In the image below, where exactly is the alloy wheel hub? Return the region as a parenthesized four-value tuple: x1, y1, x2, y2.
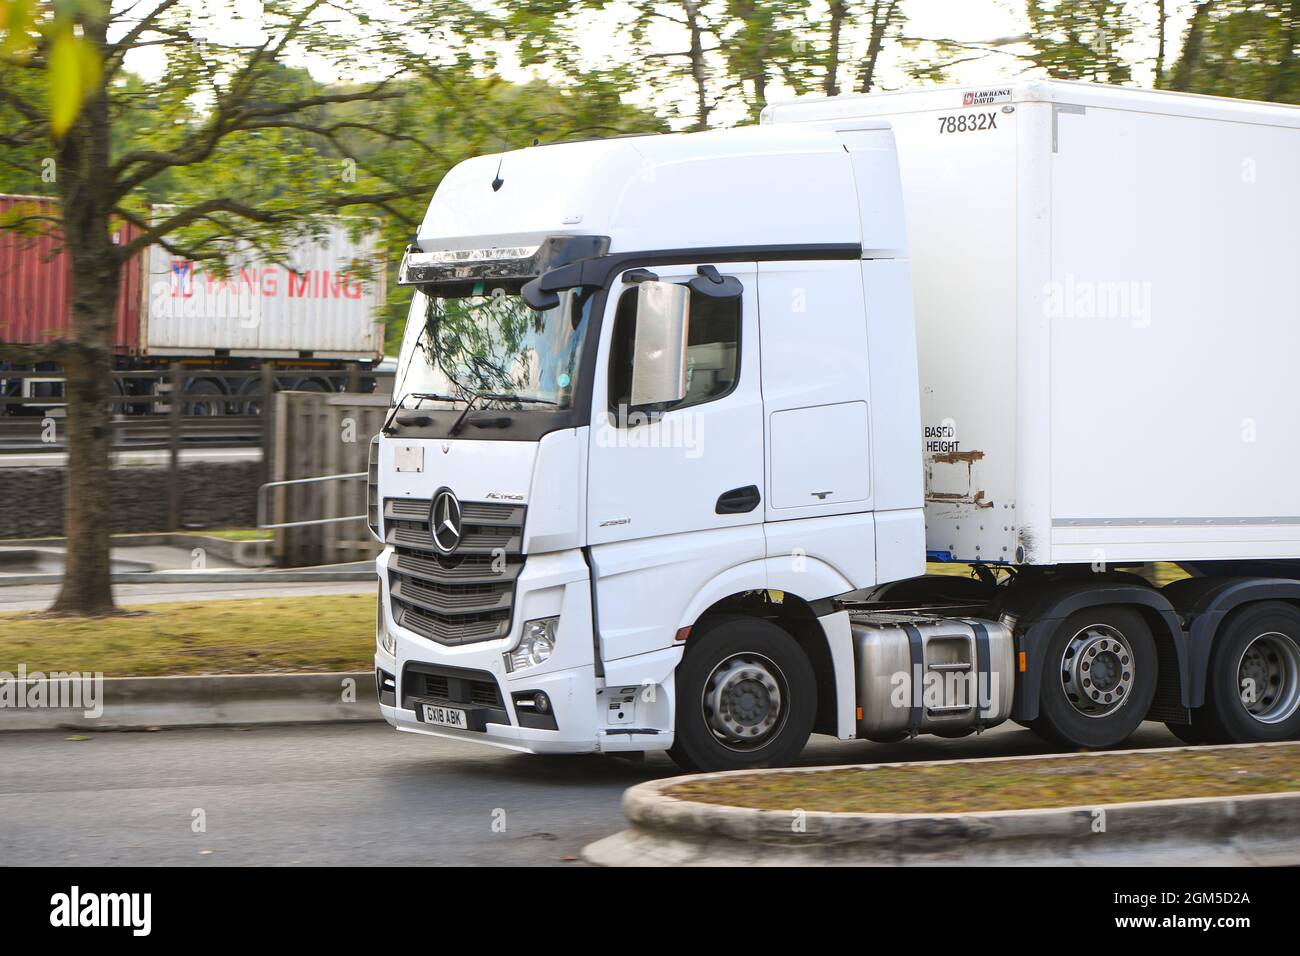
(1061, 624, 1135, 718)
(703, 654, 785, 750)
(1237, 632, 1300, 725)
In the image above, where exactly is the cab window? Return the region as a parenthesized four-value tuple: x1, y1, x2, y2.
(607, 283, 740, 419)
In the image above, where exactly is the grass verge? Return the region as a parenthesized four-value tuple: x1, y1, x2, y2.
(189, 529, 272, 542)
(667, 744, 1300, 814)
(0, 595, 372, 676)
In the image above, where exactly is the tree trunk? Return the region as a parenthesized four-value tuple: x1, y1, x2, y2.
(49, 9, 120, 616)
(1169, 1, 1215, 92)
(1155, 0, 1168, 86)
(683, 0, 711, 130)
(824, 0, 846, 97)
(1265, 0, 1299, 102)
(859, 0, 899, 94)
(51, 337, 117, 615)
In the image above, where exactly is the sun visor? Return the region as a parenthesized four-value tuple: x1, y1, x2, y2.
(398, 235, 609, 286)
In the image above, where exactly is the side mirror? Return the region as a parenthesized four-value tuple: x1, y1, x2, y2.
(630, 280, 690, 408)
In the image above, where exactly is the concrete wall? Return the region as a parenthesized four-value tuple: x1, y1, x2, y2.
(0, 461, 260, 537)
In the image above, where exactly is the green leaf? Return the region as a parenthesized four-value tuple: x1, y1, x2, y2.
(0, 0, 37, 56)
(47, 28, 100, 137)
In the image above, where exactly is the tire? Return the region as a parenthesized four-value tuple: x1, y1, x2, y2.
(284, 376, 331, 393)
(1032, 606, 1157, 749)
(183, 378, 227, 416)
(1200, 601, 1300, 743)
(668, 617, 817, 773)
(237, 375, 274, 416)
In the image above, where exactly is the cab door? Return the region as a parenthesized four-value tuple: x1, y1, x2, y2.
(586, 262, 763, 545)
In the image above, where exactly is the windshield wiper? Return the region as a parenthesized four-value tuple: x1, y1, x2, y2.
(476, 393, 559, 406)
(381, 391, 465, 435)
(448, 392, 558, 436)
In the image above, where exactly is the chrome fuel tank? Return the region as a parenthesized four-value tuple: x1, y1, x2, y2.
(849, 611, 1014, 741)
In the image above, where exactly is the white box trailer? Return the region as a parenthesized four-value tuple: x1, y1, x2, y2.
(763, 80, 1300, 568)
(143, 217, 386, 360)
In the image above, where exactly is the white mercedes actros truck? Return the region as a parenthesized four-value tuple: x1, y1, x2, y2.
(371, 80, 1300, 771)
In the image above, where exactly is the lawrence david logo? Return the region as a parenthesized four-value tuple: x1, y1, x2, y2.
(962, 87, 1012, 107)
(50, 886, 151, 936)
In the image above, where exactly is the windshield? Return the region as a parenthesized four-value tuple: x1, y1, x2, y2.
(393, 285, 592, 410)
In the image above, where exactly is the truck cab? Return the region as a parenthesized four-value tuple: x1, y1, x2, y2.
(372, 123, 925, 769)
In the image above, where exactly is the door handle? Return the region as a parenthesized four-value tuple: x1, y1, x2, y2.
(716, 485, 761, 515)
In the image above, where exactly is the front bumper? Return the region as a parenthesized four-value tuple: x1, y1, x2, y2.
(378, 656, 603, 754)
(376, 546, 679, 755)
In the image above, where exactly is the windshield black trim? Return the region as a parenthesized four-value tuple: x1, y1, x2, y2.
(386, 242, 862, 442)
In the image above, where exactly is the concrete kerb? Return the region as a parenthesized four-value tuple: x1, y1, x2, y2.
(1, 532, 272, 566)
(583, 741, 1300, 866)
(0, 564, 376, 587)
(0, 671, 381, 731)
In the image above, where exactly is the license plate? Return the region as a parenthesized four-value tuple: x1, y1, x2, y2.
(394, 446, 424, 472)
(421, 703, 468, 729)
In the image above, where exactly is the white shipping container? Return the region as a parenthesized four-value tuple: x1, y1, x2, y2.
(143, 218, 386, 359)
(765, 80, 1300, 566)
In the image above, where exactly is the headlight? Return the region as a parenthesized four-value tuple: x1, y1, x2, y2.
(506, 617, 558, 672)
(377, 586, 396, 657)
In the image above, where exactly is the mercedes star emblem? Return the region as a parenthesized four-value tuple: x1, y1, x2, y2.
(430, 488, 463, 554)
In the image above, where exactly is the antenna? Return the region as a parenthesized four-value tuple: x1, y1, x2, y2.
(491, 132, 507, 192)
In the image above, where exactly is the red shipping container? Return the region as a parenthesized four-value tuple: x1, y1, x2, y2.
(0, 194, 143, 353)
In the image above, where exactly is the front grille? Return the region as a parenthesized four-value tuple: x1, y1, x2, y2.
(402, 663, 505, 712)
(367, 437, 380, 538)
(385, 496, 525, 646)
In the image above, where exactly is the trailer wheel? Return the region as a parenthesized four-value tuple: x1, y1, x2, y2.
(183, 378, 227, 416)
(668, 617, 816, 773)
(237, 375, 274, 416)
(1032, 607, 1157, 749)
(1200, 602, 1300, 743)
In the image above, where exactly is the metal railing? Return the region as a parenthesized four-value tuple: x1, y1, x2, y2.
(256, 472, 368, 530)
(0, 365, 394, 453)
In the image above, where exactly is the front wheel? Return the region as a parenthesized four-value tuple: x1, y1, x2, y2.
(668, 617, 816, 773)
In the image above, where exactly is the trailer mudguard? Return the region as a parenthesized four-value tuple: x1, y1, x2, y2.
(1003, 583, 1187, 722)
(1161, 577, 1300, 709)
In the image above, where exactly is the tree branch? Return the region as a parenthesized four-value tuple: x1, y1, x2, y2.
(109, 79, 403, 197)
(105, 0, 185, 76)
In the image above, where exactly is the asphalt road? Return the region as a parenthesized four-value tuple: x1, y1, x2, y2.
(0, 720, 1183, 866)
(0, 580, 373, 613)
